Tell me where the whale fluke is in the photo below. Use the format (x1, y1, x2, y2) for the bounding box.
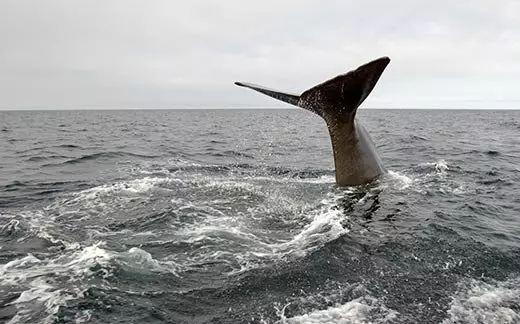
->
(299, 56, 390, 119)
(235, 57, 391, 186)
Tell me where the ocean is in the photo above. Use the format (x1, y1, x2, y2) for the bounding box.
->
(1, 109, 520, 324)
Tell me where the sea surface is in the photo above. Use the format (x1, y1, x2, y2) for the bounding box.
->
(1, 109, 520, 324)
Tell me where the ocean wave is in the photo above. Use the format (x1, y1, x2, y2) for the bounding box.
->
(117, 247, 179, 276)
(14, 144, 83, 156)
(162, 159, 332, 180)
(55, 144, 83, 149)
(25, 155, 70, 162)
(3, 180, 84, 190)
(106, 209, 179, 232)
(0, 211, 77, 257)
(160, 192, 349, 275)
(79, 176, 175, 196)
(214, 150, 255, 159)
(409, 134, 428, 141)
(1, 180, 90, 207)
(89, 185, 349, 277)
(56, 151, 160, 165)
(151, 158, 467, 195)
(0, 243, 112, 324)
(0, 219, 23, 238)
(0, 241, 178, 324)
(3, 181, 27, 191)
(58, 176, 180, 211)
(270, 194, 348, 256)
(442, 277, 520, 324)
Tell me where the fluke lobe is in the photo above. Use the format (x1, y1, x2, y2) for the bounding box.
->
(235, 57, 390, 186)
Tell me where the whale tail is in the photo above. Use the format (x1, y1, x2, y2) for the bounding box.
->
(234, 57, 390, 120)
(235, 57, 390, 186)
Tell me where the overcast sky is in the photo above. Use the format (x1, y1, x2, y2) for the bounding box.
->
(1, 0, 519, 109)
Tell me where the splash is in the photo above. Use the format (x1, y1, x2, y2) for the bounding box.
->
(386, 159, 469, 195)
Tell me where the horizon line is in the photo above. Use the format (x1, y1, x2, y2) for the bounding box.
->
(1, 107, 520, 112)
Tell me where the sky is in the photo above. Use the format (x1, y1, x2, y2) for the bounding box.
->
(1, 0, 519, 110)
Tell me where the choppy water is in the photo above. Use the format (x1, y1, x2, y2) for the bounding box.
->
(1, 109, 520, 324)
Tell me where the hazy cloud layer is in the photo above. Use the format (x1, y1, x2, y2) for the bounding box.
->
(1, 0, 519, 109)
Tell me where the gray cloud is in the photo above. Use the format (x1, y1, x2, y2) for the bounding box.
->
(1, 0, 519, 109)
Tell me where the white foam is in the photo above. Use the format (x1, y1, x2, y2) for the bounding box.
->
(0, 219, 22, 235)
(434, 159, 449, 173)
(6, 278, 82, 324)
(418, 159, 449, 172)
(1, 254, 41, 274)
(385, 160, 471, 195)
(119, 247, 179, 276)
(41, 176, 186, 220)
(66, 243, 113, 276)
(73, 310, 92, 323)
(386, 170, 413, 190)
(0, 210, 81, 252)
(443, 278, 520, 324)
(161, 191, 348, 275)
(235, 193, 347, 273)
(247, 175, 335, 184)
(201, 179, 260, 193)
(0, 166, 354, 321)
(296, 175, 335, 184)
(73, 176, 177, 200)
(1, 242, 114, 324)
(1, 241, 180, 323)
(280, 296, 398, 324)
(273, 198, 346, 256)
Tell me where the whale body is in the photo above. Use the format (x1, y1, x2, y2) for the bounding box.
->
(235, 57, 390, 186)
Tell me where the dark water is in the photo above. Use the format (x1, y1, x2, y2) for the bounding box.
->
(1, 109, 520, 324)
